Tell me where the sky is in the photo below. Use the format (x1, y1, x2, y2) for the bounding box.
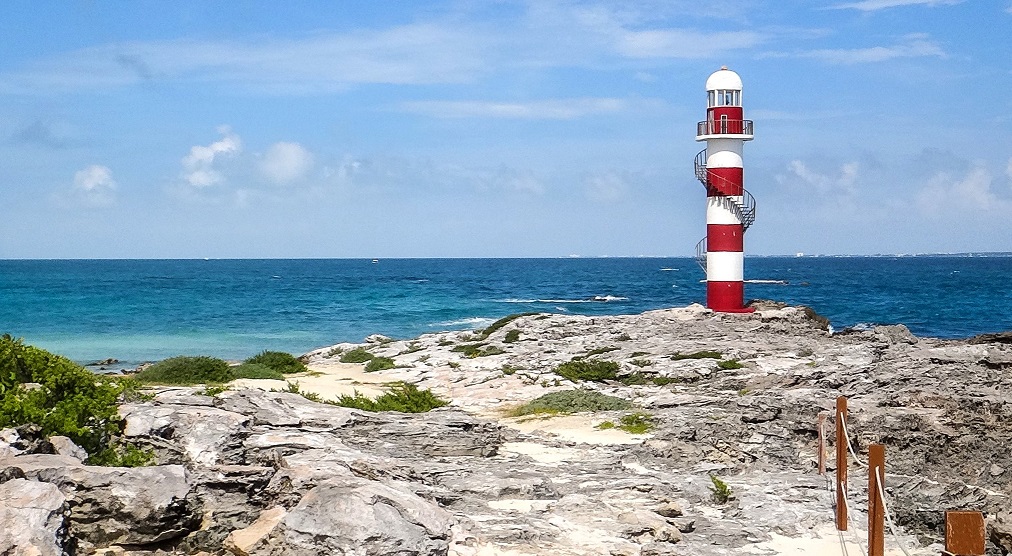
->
(1, 0, 1010, 258)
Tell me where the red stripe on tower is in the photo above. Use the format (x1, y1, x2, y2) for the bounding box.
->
(694, 67, 755, 313)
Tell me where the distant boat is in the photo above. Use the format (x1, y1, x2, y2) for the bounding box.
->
(372, 259, 379, 264)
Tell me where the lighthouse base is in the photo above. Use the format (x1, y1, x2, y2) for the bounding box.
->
(706, 281, 754, 313)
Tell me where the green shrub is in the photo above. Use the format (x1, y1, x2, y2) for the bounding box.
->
(501, 365, 517, 375)
(231, 363, 285, 380)
(671, 350, 722, 360)
(451, 343, 505, 358)
(509, 389, 633, 416)
(398, 342, 424, 355)
(618, 372, 649, 386)
(244, 350, 306, 374)
(554, 360, 620, 382)
(596, 420, 615, 430)
(587, 346, 619, 356)
(334, 382, 448, 413)
(339, 348, 375, 363)
(90, 441, 156, 467)
(364, 356, 396, 372)
(717, 359, 744, 370)
(616, 412, 654, 434)
(651, 376, 677, 386)
(504, 330, 521, 343)
(0, 335, 131, 460)
(629, 359, 652, 367)
(630, 351, 651, 357)
(135, 356, 232, 385)
(481, 312, 538, 338)
(708, 474, 733, 504)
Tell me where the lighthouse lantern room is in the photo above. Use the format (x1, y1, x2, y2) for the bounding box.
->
(694, 67, 756, 313)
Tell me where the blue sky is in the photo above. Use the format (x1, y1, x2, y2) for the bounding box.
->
(1, 0, 1010, 258)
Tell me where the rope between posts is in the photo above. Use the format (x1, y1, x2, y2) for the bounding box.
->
(839, 485, 868, 556)
(839, 414, 867, 468)
(874, 466, 914, 556)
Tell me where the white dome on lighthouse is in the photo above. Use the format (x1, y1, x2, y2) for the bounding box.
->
(705, 67, 742, 91)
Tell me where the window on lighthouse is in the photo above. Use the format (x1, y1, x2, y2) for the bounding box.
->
(708, 91, 716, 108)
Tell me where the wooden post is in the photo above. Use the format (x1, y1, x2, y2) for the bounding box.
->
(868, 443, 885, 556)
(835, 396, 848, 530)
(818, 413, 826, 475)
(945, 510, 986, 556)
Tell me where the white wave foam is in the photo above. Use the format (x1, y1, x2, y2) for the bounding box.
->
(745, 279, 789, 285)
(659, 268, 679, 271)
(430, 317, 496, 328)
(496, 296, 628, 304)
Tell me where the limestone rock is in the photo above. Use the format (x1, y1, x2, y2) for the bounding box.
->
(263, 476, 454, 556)
(223, 506, 287, 556)
(0, 479, 69, 556)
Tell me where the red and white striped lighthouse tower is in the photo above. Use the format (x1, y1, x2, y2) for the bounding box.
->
(694, 66, 756, 313)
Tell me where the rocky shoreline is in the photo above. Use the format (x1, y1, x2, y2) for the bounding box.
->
(2, 302, 1011, 555)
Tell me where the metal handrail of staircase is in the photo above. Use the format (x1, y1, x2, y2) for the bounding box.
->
(694, 237, 707, 273)
(692, 149, 756, 231)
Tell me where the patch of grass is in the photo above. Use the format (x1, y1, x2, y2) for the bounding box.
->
(398, 342, 424, 355)
(534, 315, 550, 320)
(651, 376, 677, 386)
(708, 474, 733, 504)
(200, 385, 230, 397)
(629, 359, 652, 367)
(717, 359, 744, 370)
(364, 356, 396, 372)
(671, 350, 722, 361)
(447, 361, 461, 369)
(504, 329, 521, 343)
(630, 351, 651, 357)
(587, 346, 619, 356)
(437, 339, 455, 347)
(554, 360, 620, 382)
(334, 382, 448, 413)
(481, 312, 538, 338)
(244, 350, 306, 374)
(596, 420, 615, 430)
(509, 389, 633, 416)
(618, 372, 649, 386)
(451, 343, 505, 358)
(231, 362, 285, 380)
(135, 356, 233, 385)
(616, 412, 654, 434)
(339, 348, 375, 363)
(501, 365, 517, 376)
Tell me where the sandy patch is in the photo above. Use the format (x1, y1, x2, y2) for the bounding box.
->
(499, 414, 650, 445)
(751, 524, 927, 555)
(228, 360, 411, 402)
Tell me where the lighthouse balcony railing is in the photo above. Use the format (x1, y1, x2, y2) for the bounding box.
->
(696, 119, 753, 139)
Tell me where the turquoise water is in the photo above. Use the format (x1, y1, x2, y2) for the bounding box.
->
(1, 256, 1010, 368)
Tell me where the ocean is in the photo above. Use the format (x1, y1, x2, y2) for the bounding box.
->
(2, 256, 1010, 369)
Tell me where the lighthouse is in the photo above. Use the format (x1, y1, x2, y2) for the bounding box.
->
(694, 66, 756, 313)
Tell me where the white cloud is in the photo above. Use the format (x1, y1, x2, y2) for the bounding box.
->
(181, 126, 242, 188)
(617, 29, 762, 58)
(780, 160, 859, 195)
(830, 0, 962, 10)
(0, 24, 484, 95)
(916, 164, 1012, 215)
(70, 165, 117, 206)
(260, 142, 314, 185)
(398, 97, 660, 120)
(776, 34, 945, 64)
(585, 172, 629, 202)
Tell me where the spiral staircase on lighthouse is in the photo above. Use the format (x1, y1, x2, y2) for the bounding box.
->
(693, 148, 756, 272)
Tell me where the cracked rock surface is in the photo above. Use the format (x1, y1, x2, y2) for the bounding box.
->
(1, 302, 1010, 555)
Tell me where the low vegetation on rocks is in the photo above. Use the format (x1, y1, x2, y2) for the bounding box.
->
(554, 359, 620, 382)
(364, 356, 396, 372)
(451, 343, 505, 358)
(135, 356, 233, 385)
(339, 347, 376, 363)
(509, 389, 633, 416)
(244, 350, 307, 374)
(334, 382, 449, 413)
(0, 335, 143, 464)
(480, 312, 538, 338)
(596, 412, 655, 434)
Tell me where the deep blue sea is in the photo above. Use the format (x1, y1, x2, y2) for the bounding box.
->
(2, 256, 1010, 369)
